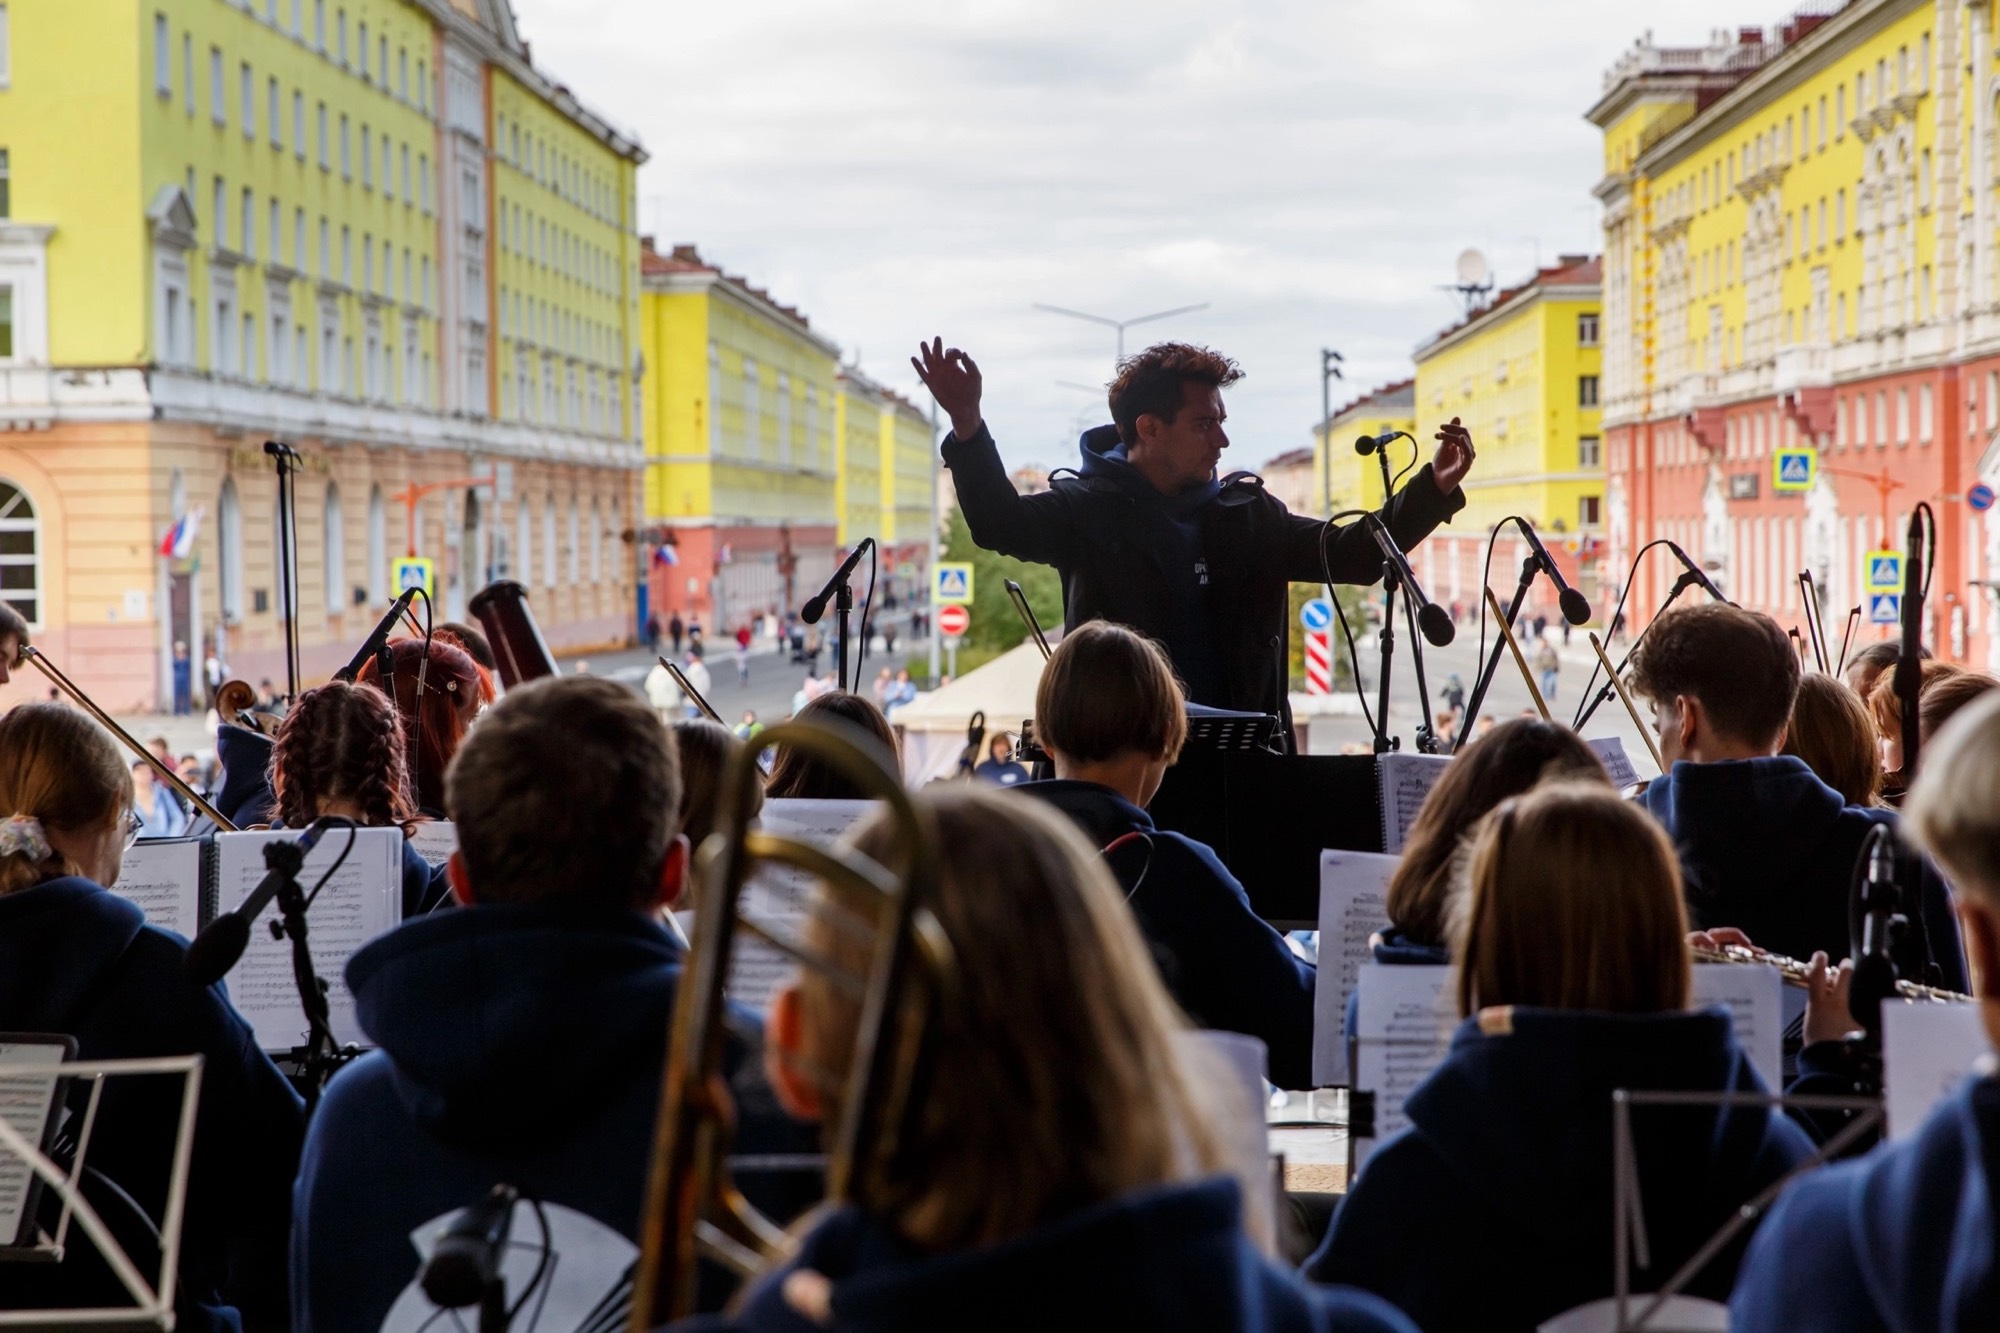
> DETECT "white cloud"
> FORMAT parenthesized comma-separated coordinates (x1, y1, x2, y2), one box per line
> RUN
(514, 0, 1767, 471)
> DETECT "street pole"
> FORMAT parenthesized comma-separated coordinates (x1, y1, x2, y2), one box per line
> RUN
(928, 399, 943, 689)
(1320, 348, 1343, 518)
(1032, 302, 1212, 369)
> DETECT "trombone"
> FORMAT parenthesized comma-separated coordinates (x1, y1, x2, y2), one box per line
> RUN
(628, 717, 953, 1326)
(20, 646, 238, 831)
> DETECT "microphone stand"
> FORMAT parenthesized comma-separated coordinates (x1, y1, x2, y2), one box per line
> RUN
(264, 829, 355, 1111)
(265, 442, 303, 702)
(1454, 553, 1538, 752)
(1401, 579, 1442, 754)
(1572, 570, 1704, 733)
(1372, 559, 1399, 754)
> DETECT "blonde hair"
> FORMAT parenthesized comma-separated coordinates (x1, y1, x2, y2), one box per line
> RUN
(670, 718, 759, 854)
(0, 705, 132, 894)
(1781, 674, 1881, 806)
(798, 786, 1260, 1252)
(1906, 692, 2000, 907)
(1451, 783, 1690, 1018)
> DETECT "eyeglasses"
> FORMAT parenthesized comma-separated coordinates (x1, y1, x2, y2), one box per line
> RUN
(123, 810, 145, 848)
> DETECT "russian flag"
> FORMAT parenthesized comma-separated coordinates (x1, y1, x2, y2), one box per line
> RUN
(653, 544, 680, 567)
(158, 507, 203, 561)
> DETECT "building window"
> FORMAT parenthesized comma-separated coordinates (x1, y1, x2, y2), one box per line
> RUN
(1897, 387, 1910, 444)
(1578, 375, 1599, 407)
(0, 285, 12, 359)
(240, 188, 254, 259)
(542, 498, 557, 587)
(0, 149, 10, 220)
(1578, 434, 1601, 468)
(156, 14, 173, 95)
(357, 21, 368, 79)
(317, 102, 327, 169)
(589, 501, 602, 583)
(323, 482, 344, 612)
(0, 479, 38, 626)
(293, 91, 304, 159)
(219, 478, 244, 621)
(0, 5, 11, 88)
(183, 33, 193, 114)
(240, 62, 254, 139)
(1577, 312, 1599, 346)
(1579, 495, 1602, 528)
(268, 78, 281, 148)
(567, 499, 580, 584)
(366, 485, 386, 602)
(339, 114, 350, 179)
(209, 47, 225, 124)
(360, 124, 371, 188)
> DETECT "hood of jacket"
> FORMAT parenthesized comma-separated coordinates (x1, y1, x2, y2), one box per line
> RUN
(1078, 425, 1221, 519)
(1637, 756, 1850, 900)
(213, 722, 276, 827)
(344, 900, 684, 1150)
(1371, 925, 1448, 966)
(1018, 778, 1152, 848)
(1404, 1007, 1791, 1258)
(762, 1177, 1332, 1333)
(0, 878, 147, 1030)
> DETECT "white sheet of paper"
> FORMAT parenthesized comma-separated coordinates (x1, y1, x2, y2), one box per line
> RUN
(213, 828, 403, 1052)
(1882, 1000, 1988, 1140)
(727, 799, 876, 1011)
(1690, 962, 1783, 1091)
(0, 1039, 69, 1246)
(1376, 754, 1451, 855)
(112, 839, 205, 939)
(405, 821, 458, 867)
(1312, 850, 1400, 1087)
(1587, 736, 1643, 787)
(1351, 964, 1456, 1172)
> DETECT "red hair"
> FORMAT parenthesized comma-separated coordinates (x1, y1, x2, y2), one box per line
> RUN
(357, 637, 493, 814)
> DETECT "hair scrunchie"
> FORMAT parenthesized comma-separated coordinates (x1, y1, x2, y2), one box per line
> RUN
(0, 815, 51, 862)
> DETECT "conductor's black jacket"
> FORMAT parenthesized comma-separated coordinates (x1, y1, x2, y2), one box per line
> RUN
(942, 423, 1464, 730)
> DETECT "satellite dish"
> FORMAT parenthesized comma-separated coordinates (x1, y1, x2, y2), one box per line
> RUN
(1456, 249, 1492, 288)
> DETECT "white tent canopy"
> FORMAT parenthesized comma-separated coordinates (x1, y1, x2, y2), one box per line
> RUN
(895, 639, 1048, 784)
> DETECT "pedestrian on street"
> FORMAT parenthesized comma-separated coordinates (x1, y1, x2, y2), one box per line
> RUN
(1533, 637, 1561, 703)
(171, 640, 193, 716)
(668, 612, 685, 657)
(734, 623, 752, 684)
(682, 651, 713, 720)
(644, 657, 681, 722)
(1441, 672, 1466, 712)
(645, 614, 662, 655)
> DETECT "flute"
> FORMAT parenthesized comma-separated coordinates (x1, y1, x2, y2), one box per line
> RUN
(1692, 943, 1971, 1004)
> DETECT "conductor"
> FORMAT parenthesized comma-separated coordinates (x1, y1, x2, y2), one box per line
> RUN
(914, 338, 1474, 735)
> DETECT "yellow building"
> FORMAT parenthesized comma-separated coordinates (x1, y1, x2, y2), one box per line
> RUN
(879, 391, 935, 608)
(1410, 258, 1604, 618)
(835, 369, 886, 554)
(639, 240, 839, 633)
(1589, 4, 2000, 662)
(0, 0, 645, 711)
(1313, 379, 1416, 521)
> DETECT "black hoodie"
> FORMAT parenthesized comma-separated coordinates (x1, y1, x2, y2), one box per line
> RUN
(0, 878, 302, 1331)
(1305, 1007, 1813, 1331)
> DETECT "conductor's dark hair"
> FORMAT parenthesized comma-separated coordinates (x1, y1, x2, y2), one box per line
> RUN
(446, 676, 683, 911)
(764, 692, 899, 801)
(1107, 343, 1242, 447)
(1629, 603, 1800, 750)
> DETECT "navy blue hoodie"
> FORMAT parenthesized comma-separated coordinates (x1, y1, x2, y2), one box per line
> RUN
(1343, 926, 1449, 1039)
(1306, 1008, 1813, 1331)
(1020, 779, 1317, 1089)
(676, 1177, 1417, 1333)
(0, 878, 303, 1332)
(1638, 756, 1966, 990)
(1732, 1073, 2000, 1331)
(211, 723, 275, 829)
(292, 900, 807, 1331)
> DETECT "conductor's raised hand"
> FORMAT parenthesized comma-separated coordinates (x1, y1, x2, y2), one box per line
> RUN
(912, 338, 984, 441)
(1432, 417, 1476, 493)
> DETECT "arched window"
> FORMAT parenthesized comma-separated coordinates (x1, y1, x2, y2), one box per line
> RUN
(218, 478, 244, 621)
(542, 495, 557, 588)
(0, 479, 41, 627)
(323, 481, 345, 612)
(515, 501, 531, 582)
(367, 484, 386, 603)
(589, 499, 602, 582)
(566, 497, 580, 584)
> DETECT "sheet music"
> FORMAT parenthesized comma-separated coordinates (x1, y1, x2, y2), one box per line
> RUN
(727, 800, 876, 1011)
(214, 829, 403, 1052)
(1882, 1000, 1988, 1141)
(1690, 962, 1783, 1091)
(1312, 850, 1400, 1086)
(0, 1039, 69, 1246)
(405, 821, 458, 868)
(1586, 736, 1643, 788)
(112, 839, 205, 939)
(1351, 964, 1456, 1172)
(1375, 754, 1450, 855)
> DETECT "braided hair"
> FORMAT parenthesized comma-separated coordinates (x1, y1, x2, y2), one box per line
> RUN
(269, 681, 416, 832)
(356, 638, 492, 815)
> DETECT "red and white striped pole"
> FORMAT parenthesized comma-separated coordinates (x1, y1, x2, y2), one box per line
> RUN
(1305, 628, 1333, 695)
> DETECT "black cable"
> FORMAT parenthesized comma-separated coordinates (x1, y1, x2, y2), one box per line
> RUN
(300, 816, 359, 911)
(404, 586, 435, 812)
(853, 540, 878, 689)
(1570, 537, 1675, 730)
(505, 1194, 554, 1325)
(1319, 507, 1380, 739)
(1389, 431, 1419, 493)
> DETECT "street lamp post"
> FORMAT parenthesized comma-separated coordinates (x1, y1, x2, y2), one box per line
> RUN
(1032, 302, 1211, 364)
(1320, 349, 1344, 518)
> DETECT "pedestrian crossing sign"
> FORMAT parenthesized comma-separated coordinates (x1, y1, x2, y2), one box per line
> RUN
(392, 557, 434, 598)
(1773, 447, 1816, 493)
(934, 562, 975, 606)
(1864, 550, 1903, 593)
(1868, 592, 1902, 625)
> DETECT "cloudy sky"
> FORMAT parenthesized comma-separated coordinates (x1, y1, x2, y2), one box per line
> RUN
(512, 0, 1761, 472)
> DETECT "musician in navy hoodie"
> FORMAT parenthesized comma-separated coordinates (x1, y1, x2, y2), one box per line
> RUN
(675, 788, 1413, 1333)
(292, 676, 804, 1331)
(1307, 784, 1813, 1331)
(1631, 603, 1964, 989)
(1732, 693, 2000, 1331)
(0, 704, 302, 1331)
(1016, 621, 1317, 1089)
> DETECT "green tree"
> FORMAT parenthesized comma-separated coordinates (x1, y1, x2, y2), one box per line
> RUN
(933, 507, 1063, 676)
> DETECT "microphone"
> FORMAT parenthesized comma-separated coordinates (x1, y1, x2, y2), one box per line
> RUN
(1664, 541, 1729, 603)
(1355, 430, 1402, 457)
(1363, 515, 1454, 646)
(801, 538, 873, 626)
(420, 1183, 518, 1310)
(1849, 825, 1905, 1034)
(184, 821, 332, 986)
(1509, 518, 1591, 625)
(335, 587, 421, 683)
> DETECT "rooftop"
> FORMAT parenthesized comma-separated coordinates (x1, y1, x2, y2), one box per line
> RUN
(641, 238, 822, 338)
(1415, 256, 1601, 359)
(1588, 6, 1847, 131)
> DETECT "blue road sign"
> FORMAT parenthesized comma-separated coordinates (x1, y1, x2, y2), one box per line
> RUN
(1865, 551, 1904, 593)
(1868, 592, 1902, 625)
(1971, 482, 1996, 513)
(1773, 448, 1816, 492)
(1301, 598, 1333, 631)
